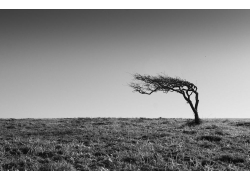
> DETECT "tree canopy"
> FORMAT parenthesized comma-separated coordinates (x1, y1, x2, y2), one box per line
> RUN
(130, 73, 200, 124)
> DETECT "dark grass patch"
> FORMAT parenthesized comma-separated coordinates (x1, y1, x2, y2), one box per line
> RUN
(161, 121, 170, 124)
(214, 130, 226, 136)
(55, 145, 62, 150)
(52, 155, 64, 161)
(19, 147, 30, 154)
(201, 160, 216, 166)
(2, 162, 18, 170)
(184, 119, 202, 126)
(122, 157, 137, 164)
(220, 146, 246, 154)
(93, 122, 112, 126)
(1, 160, 34, 171)
(37, 151, 56, 159)
(6, 125, 16, 129)
(98, 158, 114, 169)
(56, 150, 64, 155)
(204, 125, 218, 129)
(216, 154, 245, 164)
(94, 151, 107, 157)
(141, 135, 149, 140)
(5, 147, 21, 156)
(182, 130, 197, 135)
(153, 133, 169, 138)
(198, 135, 222, 142)
(37, 158, 50, 164)
(39, 161, 76, 171)
(140, 164, 155, 171)
(182, 156, 195, 162)
(130, 140, 137, 144)
(135, 119, 145, 123)
(140, 133, 169, 140)
(199, 141, 215, 149)
(234, 122, 250, 127)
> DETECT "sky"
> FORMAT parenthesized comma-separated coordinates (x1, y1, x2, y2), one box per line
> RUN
(0, 9, 250, 119)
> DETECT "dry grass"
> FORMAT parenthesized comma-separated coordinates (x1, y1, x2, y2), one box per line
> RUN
(0, 117, 250, 171)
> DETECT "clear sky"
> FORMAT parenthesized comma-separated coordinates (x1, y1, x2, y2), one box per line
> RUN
(0, 10, 249, 119)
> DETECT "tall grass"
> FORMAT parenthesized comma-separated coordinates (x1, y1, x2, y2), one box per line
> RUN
(0, 117, 250, 170)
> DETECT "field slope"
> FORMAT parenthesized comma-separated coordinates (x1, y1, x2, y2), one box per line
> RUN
(0, 118, 250, 171)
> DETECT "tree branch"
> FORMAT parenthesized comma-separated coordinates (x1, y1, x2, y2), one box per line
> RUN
(130, 82, 159, 95)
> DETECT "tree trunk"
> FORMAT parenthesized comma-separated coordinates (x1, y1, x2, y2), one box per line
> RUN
(193, 109, 200, 124)
(187, 101, 200, 124)
(193, 92, 200, 124)
(183, 92, 201, 124)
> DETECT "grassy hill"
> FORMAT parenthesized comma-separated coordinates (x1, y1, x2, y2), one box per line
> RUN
(0, 117, 250, 171)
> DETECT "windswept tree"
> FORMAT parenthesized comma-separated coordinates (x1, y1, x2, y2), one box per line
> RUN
(129, 73, 200, 124)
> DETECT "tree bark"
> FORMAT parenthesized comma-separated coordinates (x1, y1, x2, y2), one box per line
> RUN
(193, 109, 200, 124)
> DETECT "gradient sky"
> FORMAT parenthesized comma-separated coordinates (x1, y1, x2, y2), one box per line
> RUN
(0, 10, 250, 119)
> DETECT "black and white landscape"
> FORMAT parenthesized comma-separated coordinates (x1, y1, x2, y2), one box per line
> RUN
(0, 9, 250, 171)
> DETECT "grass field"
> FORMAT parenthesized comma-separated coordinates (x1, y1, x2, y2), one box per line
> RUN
(0, 117, 250, 171)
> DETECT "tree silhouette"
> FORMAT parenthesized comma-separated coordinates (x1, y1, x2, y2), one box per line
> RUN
(129, 73, 200, 124)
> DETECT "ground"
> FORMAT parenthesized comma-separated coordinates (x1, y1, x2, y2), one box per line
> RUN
(0, 117, 250, 171)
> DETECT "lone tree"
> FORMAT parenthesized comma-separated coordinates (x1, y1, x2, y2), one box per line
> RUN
(129, 73, 201, 124)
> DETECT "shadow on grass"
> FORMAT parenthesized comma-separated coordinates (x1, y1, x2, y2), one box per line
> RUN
(216, 154, 245, 164)
(181, 119, 202, 127)
(198, 135, 222, 142)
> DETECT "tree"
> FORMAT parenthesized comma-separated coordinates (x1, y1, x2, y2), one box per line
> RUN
(129, 73, 201, 124)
